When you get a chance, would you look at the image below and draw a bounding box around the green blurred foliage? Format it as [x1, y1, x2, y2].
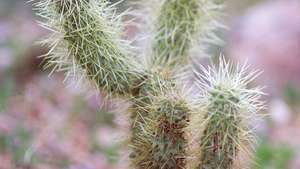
[0, 77, 15, 111]
[255, 140, 294, 169]
[283, 84, 300, 108]
[0, 126, 34, 165]
[105, 144, 120, 164]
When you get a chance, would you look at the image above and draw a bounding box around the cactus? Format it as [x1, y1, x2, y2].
[33, 0, 144, 96]
[194, 58, 264, 169]
[128, 71, 186, 167]
[129, 74, 190, 168]
[143, 0, 223, 68]
[129, 0, 223, 167]
[32, 0, 264, 169]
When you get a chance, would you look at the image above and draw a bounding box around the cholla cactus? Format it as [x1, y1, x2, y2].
[131, 82, 190, 168]
[129, 0, 223, 168]
[32, 0, 264, 169]
[194, 58, 264, 169]
[33, 0, 144, 96]
[146, 0, 223, 68]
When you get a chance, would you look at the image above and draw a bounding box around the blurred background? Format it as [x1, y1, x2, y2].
[0, 0, 299, 168]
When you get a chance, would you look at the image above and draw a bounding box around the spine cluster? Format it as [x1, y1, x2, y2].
[33, 0, 264, 169]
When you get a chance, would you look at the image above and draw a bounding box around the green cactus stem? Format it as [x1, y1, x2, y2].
[151, 0, 223, 68]
[130, 78, 190, 169]
[195, 58, 264, 169]
[34, 0, 144, 96]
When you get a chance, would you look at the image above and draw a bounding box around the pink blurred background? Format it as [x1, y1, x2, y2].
[0, 0, 300, 168]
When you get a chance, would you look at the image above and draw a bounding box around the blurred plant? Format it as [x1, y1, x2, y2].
[254, 140, 294, 169]
[0, 127, 34, 166]
[32, 0, 264, 168]
[0, 77, 15, 111]
[283, 84, 300, 109]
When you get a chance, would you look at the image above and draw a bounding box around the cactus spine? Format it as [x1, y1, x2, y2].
[33, 0, 264, 169]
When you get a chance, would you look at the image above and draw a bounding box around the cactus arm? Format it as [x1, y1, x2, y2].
[33, 0, 144, 96]
[195, 58, 264, 169]
[151, 0, 223, 68]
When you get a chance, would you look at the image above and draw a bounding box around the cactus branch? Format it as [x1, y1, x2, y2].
[195, 58, 264, 169]
[130, 76, 190, 169]
[33, 0, 144, 96]
[151, 0, 223, 68]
